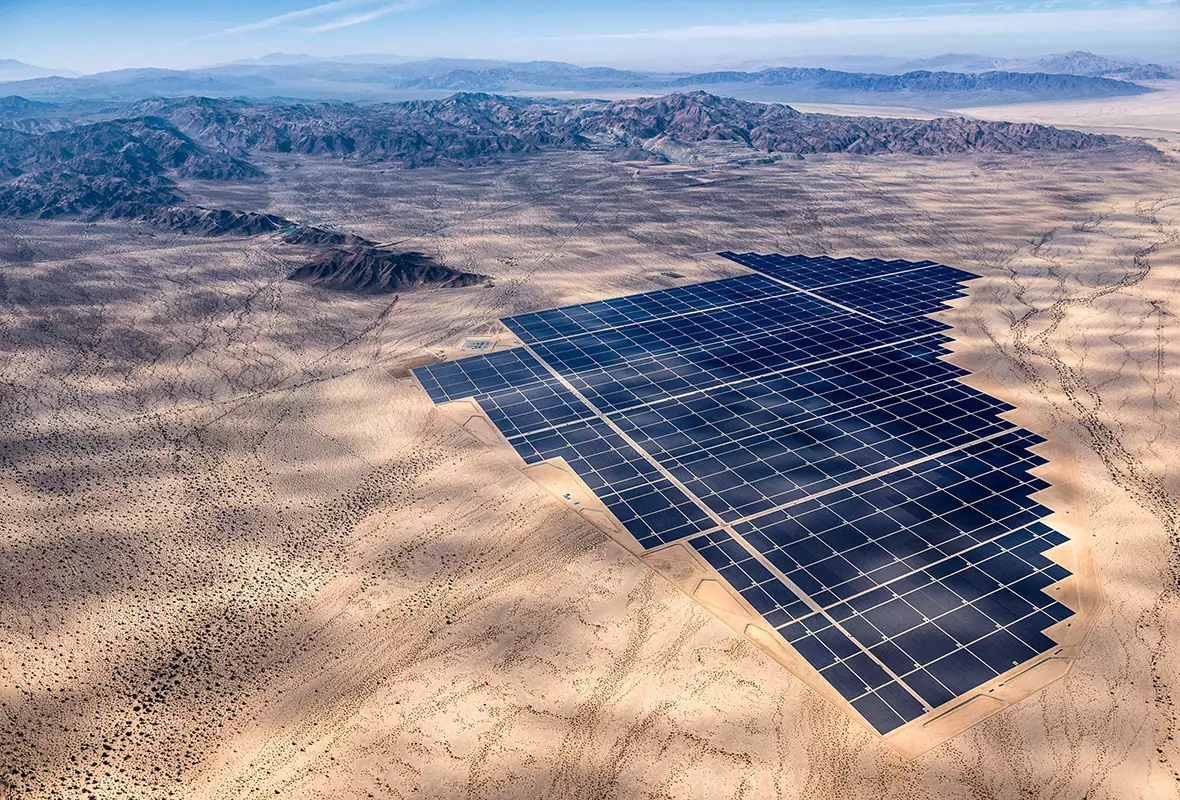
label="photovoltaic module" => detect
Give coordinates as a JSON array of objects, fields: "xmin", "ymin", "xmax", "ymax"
[{"xmin": 413, "ymin": 252, "xmax": 1098, "ymax": 755}]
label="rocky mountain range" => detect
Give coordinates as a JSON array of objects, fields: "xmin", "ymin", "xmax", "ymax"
[
  {"xmin": 0, "ymin": 90, "xmax": 1155, "ymax": 225},
  {"xmin": 0, "ymin": 115, "xmax": 261, "ymax": 218}
]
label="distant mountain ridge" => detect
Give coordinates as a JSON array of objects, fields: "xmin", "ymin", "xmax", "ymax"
[
  {"xmin": 1019, "ymin": 51, "xmax": 1174, "ymax": 81},
  {"xmin": 0, "ymin": 59, "xmax": 78, "ymax": 82},
  {"xmin": 0, "ymin": 57, "xmax": 1156, "ymax": 105},
  {"xmin": 900, "ymin": 50, "xmax": 1175, "ymax": 81},
  {"xmin": 666, "ymin": 67, "xmax": 1148, "ymax": 97}
]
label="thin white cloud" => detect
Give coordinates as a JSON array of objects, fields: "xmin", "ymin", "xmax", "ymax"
[
  {"xmin": 206, "ymin": 0, "xmax": 385, "ymax": 37},
  {"xmin": 308, "ymin": 0, "xmax": 437, "ymax": 32},
  {"xmin": 547, "ymin": 7, "xmax": 1180, "ymax": 42}
]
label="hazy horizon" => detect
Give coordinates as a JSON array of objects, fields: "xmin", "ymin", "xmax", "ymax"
[{"xmin": 3, "ymin": 0, "xmax": 1178, "ymax": 75}]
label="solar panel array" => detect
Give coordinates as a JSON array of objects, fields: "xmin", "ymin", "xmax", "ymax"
[{"xmin": 414, "ymin": 252, "xmax": 1075, "ymax": 736}]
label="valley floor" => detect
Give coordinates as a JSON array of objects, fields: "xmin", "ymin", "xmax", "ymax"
[{"xmin": 1, "ymin": 141, "xmax": 1179, "ymax": 798}]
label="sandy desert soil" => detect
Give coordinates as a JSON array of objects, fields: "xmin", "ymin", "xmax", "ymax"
[
  {"xmin": 952, "ymin": 80, "xmax": 1180, "ymax": 139},
  {"xmin": 1, "ymin": 128, "xmax": 1180, "ymax": 798}
]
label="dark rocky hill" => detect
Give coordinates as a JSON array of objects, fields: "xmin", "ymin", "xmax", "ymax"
[
  {"xmin": 279, "ymin": 224, "xmax": 372, "ymax": 248},
  {"xmin": 146, "ymin": 206, "xmax": 290, "ymax": 236},
  {"xmin": 288, "ymin": 248, "xmax": 490, "ymax": 294},
  {"xmin": 124, "ymin": 93, "xmax": 579, "ymax": 166},
  {"xmin": 0, "ymin": 96, "xmax": 59, "ymax": 118},
  {"xmin": 0, "ymin": 116, "xmax": 260, "ymax": 218},
  {"xmin": 27, "ymin": 117, "xmax": 261, "ymax": 180},
  {"xmin": 0, "ymin": 95, "xmax": 104, "ymax": 133},
  {"xmin": 0, "ymin": 171, "xmax": 180, "ymax": 219}
]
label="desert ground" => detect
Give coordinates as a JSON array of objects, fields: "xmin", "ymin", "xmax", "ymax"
[
  {"xmin": 954, "ymin": 80, "xmax": 1180, "ymax": 139},
  {"xmin": 2, "ymin": 96, "xmax": 1180, "ymax": 799}
]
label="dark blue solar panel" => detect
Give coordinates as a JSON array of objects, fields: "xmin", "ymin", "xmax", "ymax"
[
  {"xmin": 528, "ymin": 291, "xmax": 841, "ymax": 375},
  {"xmin": 479, "ymin": 378, "xmax": 597, "ymax": 439},
  {"xmin": 502, "ymin": 274, "xmax": 791, "ymax": 343},
  {"xmin": 553, "ymin": 314, "xmax": 948, "ymax": 414},
  {"xmin": 607, "ymin": 336, "xmax": 963, "ymax": 462},
  {"xmin": 420, "ymin": 250, "xmax": 1078, "ymax": 737},
  {"xmin": 852, "ymin": 682, "xmax": 928, "ymax": 735},
  {"xmin": 733, "ymin": 430, "xmax": 1051, "ymax": 605},
  {"xmin": 718, "ymin": 251, "xmax": 951, "ymax": 290},
  {"xmin": 414, "ymin": 350, "xmax": 597, "ymax": 439},
  {"xmin": 691, "ymin": 518, "xmax": 1072, "ymax": 733},
  {"xmin": 690, "ymin": 529, "xmax": 931, "ymax": 734},
  {"xmin": 512, "ymin": 419, "xmax": 715, "ymax": 548},
  {"xmin": 413, "ymin": 348, "xmax": 552, "ymax": 404},
  {"xmin": 776, "ymin": 606, "xmax": 931, "ymax": 733},
  {"xmin": 622, "ymin": 379, "xmax": 1017, "ymax": 522},
  {"xmin": 693, "ymin": 529, "xmax": 811, "ymax": 627},
  {"xmin": 815, "ymin": 266, "xmax": 980, "ymax": 321},
  {"xmin": 843, "ymin": 523, "xmax": 1072, "ymax": 708}
]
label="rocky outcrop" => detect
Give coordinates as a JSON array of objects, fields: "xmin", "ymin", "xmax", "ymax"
[
  {"xmin": 279, "ymin": 225, "xmax": 372, "ymax": 248},
  {"xmin": 148, "ymin": 206, "xmax": 290, "ymax": 236},
  {"xmin": 288, "ymin": 248, "xmax": 490, "ymax": 294}
]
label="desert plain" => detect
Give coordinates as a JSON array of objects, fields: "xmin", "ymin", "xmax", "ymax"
[{"xmin": 2, "ymin": 92, "xmax": 1180, "ymax": 799}]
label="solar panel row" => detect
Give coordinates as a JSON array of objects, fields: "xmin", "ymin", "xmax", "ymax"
[
  {"xmin": 503, "ymin": 273, "xmax": 792, "ymax": 344},
  {"xmin": 621, "ymin": 378, "xmax": 1017, "ymax": 523},
  {"xmin": 717, "ymin": 252, "xmax": 943, "ymax": 291},
  {"xmin": 694, "ymin": 517, "xmax": 1070, "ymax": 733},
  {"xmin": 601, "ymin": 336, "xmax": 965, "ymax": 460},
  {"xmin": 530, "ymin": 290, "xmax": 843, "ymax": 375},
  {"xmin": 479, "ymin": 375, "xmax": 597, "ymax": 439},
  {"xmin": 691, "ymin": 529, "xmax": 928, "ymax": 731},
  {"xmin": 815, "ymin": 265, "xmax": 976, "ymax": 322},
  {"xmin": 545, "ymin": 314, "xmax": 949, "ymax": 414},
  {"xmin": 415, "ymin": 347, "xmax": 553, "ymax": 405},
  {"xmin": 731, "ymin": 429, "xmax": 1052, "ymax": 606},
  {"xmin": 781, "ymin": 521, "xmax": 1070, "ymax": 728},
  {"xmin": 414, "ymin": 252, "xmax": 1077, "ymax": 738},
  {"xmin": 512, "ymin": 418, "xmax": 716, "ymax": 548}
]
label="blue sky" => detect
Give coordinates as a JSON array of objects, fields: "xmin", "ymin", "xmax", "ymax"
[{"xmin": 2, "ymin": 0, "xmax": 1177, "ymax": 73}]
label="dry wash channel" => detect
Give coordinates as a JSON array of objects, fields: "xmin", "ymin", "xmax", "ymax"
[{"xmin": 411, "ymin": 251, "xmax": 1102, "ymax": 758}]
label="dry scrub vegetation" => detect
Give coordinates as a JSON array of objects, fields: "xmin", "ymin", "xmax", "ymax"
[{"xmin": 1, "ymin": 143, "xmax": 1179, "ymax": 799}]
